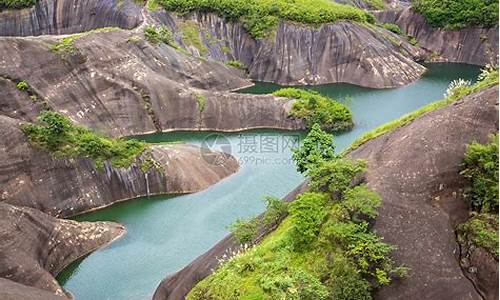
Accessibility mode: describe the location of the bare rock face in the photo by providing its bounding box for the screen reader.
[0,202,124,297]
[0,0,143,37]
[375,8,499,66]
[0,278,67,300]
[349,86,499,300]
[157,12,427,88]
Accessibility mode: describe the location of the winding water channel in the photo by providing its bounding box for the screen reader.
[58,63,480,300]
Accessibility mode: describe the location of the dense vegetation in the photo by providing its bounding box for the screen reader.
[188,127,405,300]
[158,0,375,38]
[0,0,35,10]
[273,88,353,131]
[461,134,499,213]
[457,135,498,259]
[23,111,150,170]
[345,67,499,154]
[413,0,499,29]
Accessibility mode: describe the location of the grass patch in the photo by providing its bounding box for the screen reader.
[344,68,499,154]
[50,27,120,56]
[413,0,498,29]
[22,111,151,170]
[273,88,353,131]
[226,60,246,70]
[158,0,375,39]
[180,21,208,56]
[144,25,178,48]
[382,23,402,34]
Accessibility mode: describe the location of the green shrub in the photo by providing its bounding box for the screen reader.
[229,217,260,244]
[226,60,246,69]
[323,254,372,300]
[194,93,206,113]
[262,196,288,226]
[461,134,499,213]
[16,80,29,91]
[288,192,330,249]
[180,21,208,55]
[158,0,375,39]
[22,111,147,170]
[383,23,402,34]
[413,0,499,29]
[0,0,36,10]
[307,158,367,196]
[341,184,381,222]
[458,213,498,258]
[292,123,336,173]
[273,88,353,131]
[144,25,177,47]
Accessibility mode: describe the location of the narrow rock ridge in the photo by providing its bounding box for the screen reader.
[375,7,499,66]
[152,86,498,300]
[154,11,427,88]
[0,202,125,298]
[0,0,143,37]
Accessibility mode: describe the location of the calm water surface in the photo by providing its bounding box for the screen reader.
[58,63,480,300]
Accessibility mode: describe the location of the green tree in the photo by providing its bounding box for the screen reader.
[292,123,336,173]
[307,158,367,196]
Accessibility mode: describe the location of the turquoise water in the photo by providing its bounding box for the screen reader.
[58,63,480,300]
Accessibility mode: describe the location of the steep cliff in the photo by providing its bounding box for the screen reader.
[154,11,427,88]
[375,7,499,66]
[153,86,499,300]
[0,0,143,36]
[0,202,124,297]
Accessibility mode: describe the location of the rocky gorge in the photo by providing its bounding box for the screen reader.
[0,0,498,299]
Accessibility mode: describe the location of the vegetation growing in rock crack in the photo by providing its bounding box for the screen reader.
[16,80,29,91]
[413,0,499,29]
[188,126,406,300]
[50,27,120,56]
[22,111,157,171]
[273,88,353,131]
[144,25,177,48]
[180,21,208,56]
[158,0,376,39]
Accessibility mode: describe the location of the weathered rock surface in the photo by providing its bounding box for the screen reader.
[375,8,499,66]
[157,12,427,88]
[0,114,239,218]
[152,182,309,300]
[0,202,124,297]
[0,278,67,300]
[0,31,304,138]
[349,86,499,299]
[153,87,499,299]
[0,0,143,37]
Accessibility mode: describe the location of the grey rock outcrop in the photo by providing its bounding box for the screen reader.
[0,278,68,300]
[375,8,499,66]
[0,202,124,297]
[156,12,427,88]
[0,0,143,37]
